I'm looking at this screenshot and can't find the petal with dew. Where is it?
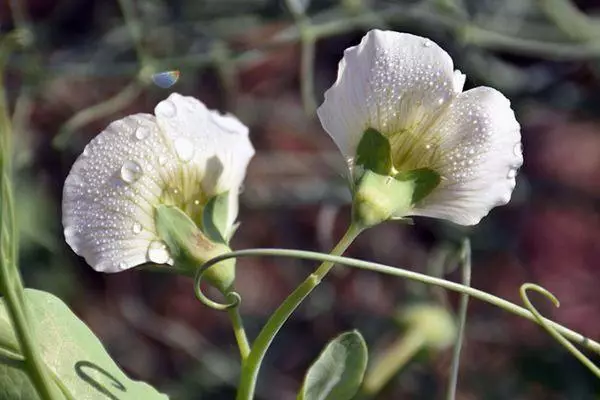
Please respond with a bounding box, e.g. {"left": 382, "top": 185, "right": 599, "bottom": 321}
{"left": 63, "top": 93, "right": 255, "bottom": 272}
{"left": 410, "top": 87, "right": 522, "bottom": 225}
{"left": 62, "top": 114, "right": 173, "bottom": 272}
{"left": 155, "top": 93, "right": 254, "bottom": 198}
{"left": 317, "top": 30, "right": 460, "bottom": 163}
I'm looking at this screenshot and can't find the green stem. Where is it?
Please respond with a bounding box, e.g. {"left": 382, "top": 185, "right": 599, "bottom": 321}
{"left": 447, "top": 240, "right": 471, "bottom": 400}
{"left": 236, "top": 223, "right": 364, "bottom": 400}
{"left": 362, "top": 329, "right": 426, "bottom": 396}
{"left": 227, "top": 306, "right": 251, "bottom": 361}
{"left": 52, "top": 81, "right": 141, "bottom": 150}
{"left": 202, "top": 248, "right": 600, "bottom": 360}
{"left": 0, "top": 50, "right": 61, "bottom": 399}
{"left": 536, "top": 0, "right": 600, "bottom": 41}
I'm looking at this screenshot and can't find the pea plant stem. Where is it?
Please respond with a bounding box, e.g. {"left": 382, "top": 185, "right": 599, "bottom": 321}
{"left": 236, "top": 223, "right": 364, "bottom": 400}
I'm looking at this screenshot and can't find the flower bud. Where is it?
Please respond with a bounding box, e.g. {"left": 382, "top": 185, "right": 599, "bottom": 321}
{"left": 155, "top": 205, "right": 234, "bottom": 293}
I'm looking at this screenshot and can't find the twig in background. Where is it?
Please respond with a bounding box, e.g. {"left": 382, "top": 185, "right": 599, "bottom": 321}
{"left": 446, "top": 239, "right": 471, "bottom": 400}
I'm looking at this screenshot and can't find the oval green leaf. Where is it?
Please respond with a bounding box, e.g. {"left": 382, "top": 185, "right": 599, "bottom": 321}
{"left": 298, "top": 330, "right": 368, "bottom": 400}
{"left": 0, "top": 289, "right": 168, "bottom": 400}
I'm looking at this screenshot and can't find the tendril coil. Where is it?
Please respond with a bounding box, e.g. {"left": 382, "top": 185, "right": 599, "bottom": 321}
{"left": 520, "top": 283, "right": 600, "bottom": 378}
{"left": 194, "top": 254, "right": 242, "bottom": 311}
{"left": 192, "top": 247, "right": 600, "bottom": 374}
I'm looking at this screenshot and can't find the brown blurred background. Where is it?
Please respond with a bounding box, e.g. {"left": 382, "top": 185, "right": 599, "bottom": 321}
{"left": 2, "top": 0, "right": 600, "bottom": 398}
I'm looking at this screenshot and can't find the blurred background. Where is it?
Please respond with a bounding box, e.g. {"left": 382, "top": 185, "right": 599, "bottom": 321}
{"left": 2, "top": 0, "right": 600, "bottom": 398}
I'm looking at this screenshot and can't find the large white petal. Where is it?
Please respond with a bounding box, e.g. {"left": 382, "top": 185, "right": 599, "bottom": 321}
{"left": 410, "top": 87, "right": 523, "bottom": 225}
{"left": 154, "top": 93, "right": 255, "bottom": 197}
{"left": 317, "top": 30, "right": 460, "bottom": 163}
{"left": 63, "top": 93, "right": 255, "bottom": 272}
{"left": 62, "top": 114, "right": 173, "bottom": 272}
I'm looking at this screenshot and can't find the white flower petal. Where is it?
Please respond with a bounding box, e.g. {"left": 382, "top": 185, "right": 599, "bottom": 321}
{"left": 62, "top": 114, "right": 171, "bottom": 272}
{"left": 410, "top": 87, "right": 522, "bottom": 225}
{"left": 155, "top": 93, "right": 254, "bottom": 196}
{"left": 317, "top": 30, "right": 460, "bottom": 162}
{"left": 453, "top": 70, "right": 466, "bottom": 93}
{"left": 63, "top": 94, "right": 254, "bottom": 272}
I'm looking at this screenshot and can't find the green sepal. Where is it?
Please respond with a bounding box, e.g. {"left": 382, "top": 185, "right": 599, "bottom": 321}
{"left": 155, "top": 205, "right": 235, "bottom": 293}
{"left": 352, "top": 168, "right": 441, "bottom": 228}
{"left": 394, "top": 168, "right": 441, "bottom": 205}
{"left": 355, "top": 128, "right": 392, "bottom": 176}
{"left": 353, "top": 171, "right": 414, "bottom": 228}
{"left": 298, "top": 330, "right": 368, "bottom": 400}
{"left": 202, "top": 191, "right": 231, "bottom": 245}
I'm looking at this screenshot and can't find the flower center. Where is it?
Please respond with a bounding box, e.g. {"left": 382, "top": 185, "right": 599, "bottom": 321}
{"left": 379, "top": 126, "right": 444, "bottom": 176}
{"left": 159, "top": 182, "right": 208, "bottom": 227}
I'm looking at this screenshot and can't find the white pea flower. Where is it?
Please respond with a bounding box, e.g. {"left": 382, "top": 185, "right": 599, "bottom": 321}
{"left": 63, "top": 93, "right": 254, "bottom": 273}
{"left": 317, "top": 30, "right": 523, "bottom": 225}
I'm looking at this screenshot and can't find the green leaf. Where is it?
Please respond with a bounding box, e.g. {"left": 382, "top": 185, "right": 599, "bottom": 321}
{"left": 298, "top": 330, "right": 368, "bottom": 400}
{"left": 355, "top": 128, "right": 392, "bottom": 176}
{"left": 395, "top": 168, "right": 441, "bottom": 204}
{"left": 202, "top": 191, "right": 231, "bottom": 244}
{"left": 0, "top": 289, "right": 168, "bottom": 400}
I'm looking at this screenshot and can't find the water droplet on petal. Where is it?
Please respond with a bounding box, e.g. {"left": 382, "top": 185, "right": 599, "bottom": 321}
{"left": 174, "top": 137, "right": 194, "bottom": 162}
{"left": 118, "top": 261, "right": 128, "bottom": 270}
{"left": 69, "top": 174, "right": 84, "bottom": 186}
{"left": 193, "top": 199, "right": 200, "bottom": 205}
{"left": 82, "top": 145, "right": 91, "bottom": 156}
{"left": 135, "top": 126, "right": 150, "bottom": 140}
{"left": 147, "top": 240, "right": 171, "bottom": 264}
{"left": 507, "top": 168, "right": 517, "bottom": 179}
{"left": 423, "top": 40, "right": 432, "bottom": 48}
{"left": 120, "top": 160, "right": 143, "bottom": 183}
{"left": 64, "top": 226, "right": 76, "bottom": 238}
{"left": 157, "top": 100, "right": 177, "bottom": 118}
{"left": 158, "top": 155, "right": 168, "bottom": 166}
{"left": 513, "top": 143, "right": 522, "bottom": 157}
{"left": 132, "top": 222, "right": 142, "bottom": 234}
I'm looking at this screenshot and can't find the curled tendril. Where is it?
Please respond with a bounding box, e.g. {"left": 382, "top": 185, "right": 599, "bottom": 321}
{"left": 520, "top": 283, "right": 600, "bottom": 379}
{"left": 194, "top": 254, "right": 242, "bottom": 311}
{"left": 187, "top": 247, "right": 600, "bottom": 359}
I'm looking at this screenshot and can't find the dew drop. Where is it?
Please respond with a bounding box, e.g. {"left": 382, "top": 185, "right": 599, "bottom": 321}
{"left": 69, "top": 174, "right": 84, "bottom": 186}
{"left": 423, "top": 40, "right": 432, "bottom": 48}
{"left": 507, "top": 168, "right": 517, "bottom": 179}
{"left": 118, "top": 261, "right": 128, "bottom": 270}
{"left": 158, "top": 155, "right": 168, "bottom": 166}
{"left": 64, "top": 226, "right": 76, "bottom": 238}
{"left": 193, "top": 199, "right": 200, "bottom": 205}
{"left": 147, "top": 240, "right": 171, "bottom": 264}
{"left": 132, "top": 222, "right": 142, "bottom": 234}
{"left": 120, "top": 160, "right": 143, "bottom": 183}
{"left": 82, "top": 145, "right": 91, "bottom": 157}
{"left": 157, "top": 100, "right": 177, "bottom": 118}
{"left": 174, "top": 137, "right": 194, "bottom": 162}
{"left": 513, "top": 142, "right": 522, "bottom": 157}
{"left": 135, "top": 126, "right": 150, "bottom": 140}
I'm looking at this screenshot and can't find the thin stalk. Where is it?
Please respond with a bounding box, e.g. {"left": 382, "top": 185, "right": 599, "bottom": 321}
{"left": 236, "top": 223, "right": 364, "bottom": 400}
{"left": 362, "top": 329, "right": 426, "bottom": 396}
{"left": 201, "top": 248, "right": 600, "bottom": 358}
{"left": 0, "top": 49, "right": 62, "bottom": 399}
{"left": 227, "top": 306, "right": 251, "bottom": 361}
{"left": 446, "top": 240, "right": 471, "bottom": 400}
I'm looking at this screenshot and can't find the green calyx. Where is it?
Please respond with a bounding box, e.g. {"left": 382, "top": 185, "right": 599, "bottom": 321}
{"left": 352, "top": 127, "right": 441, "bottom": 228}
{"left": 155, "top": 204, "right": 235, "bottom": 294}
